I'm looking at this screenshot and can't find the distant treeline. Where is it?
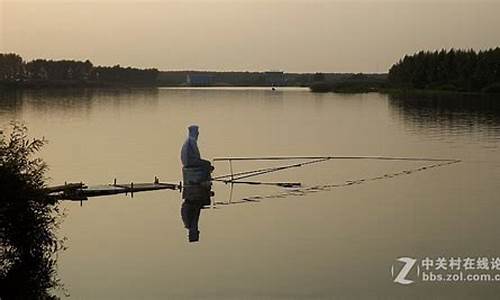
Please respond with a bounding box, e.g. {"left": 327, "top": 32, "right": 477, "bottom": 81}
{"left": 0, "top": 53, "right": 159, "bottom": 88}
{"left": 157, "top": 71, "right": 356, "bottom": 87}
{"left": 309, "top": 73, "right": 388, "bottom": 93}
{"left": 1, "top": 52, "right": 392, "bottom": 90}
{"left": 388, "top": 48, "right": 500, "bottom": 93}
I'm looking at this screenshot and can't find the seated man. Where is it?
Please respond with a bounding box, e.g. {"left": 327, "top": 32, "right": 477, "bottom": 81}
{"left": 180, "top": 125, "right": 212, "bottom": 170}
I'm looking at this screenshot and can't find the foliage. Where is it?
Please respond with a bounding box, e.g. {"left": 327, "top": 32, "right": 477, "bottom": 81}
{"left": 0, "top": 54, "right": 24, "bottom": 81}
{"left": 309, "top": 81, "right": 331, "bottom": 93}
{"left": 0, "top": 53, "right": 159, "bottom": 85}
{"left": 312, "top": 72, "right": 325, "bottom": 82}
{"left": 388, "top": 48, "right": 500, "bottom": 93}
{"left": 0, "top": 122, "right": 64, "bottom": 299}
{"left": 91, "top": 65, "right": 159, "bottom": 84}
{"left": 26, "top": 59, "right": 93, "bottom": 81}
{"left": 309, "top": 73, "right": 387, "bottom": 93}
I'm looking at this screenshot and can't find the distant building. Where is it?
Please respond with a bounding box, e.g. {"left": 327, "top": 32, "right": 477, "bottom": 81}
{"left": 264, "top": 71, "right": 285, "bottom": 86}
{"left": 186, "top": 74, "right": 213, "bottom": 86}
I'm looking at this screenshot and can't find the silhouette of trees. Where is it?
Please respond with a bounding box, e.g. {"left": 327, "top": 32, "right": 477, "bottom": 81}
{"left": 389, "top": 48, "right": 500, "bottom": 93}
{"left": 0, "top": 54, "right": 24, "bottom": 81}
{"left": 309, "top": 73, "right": 388, "bottom": 93}
{"left": 26, "top": 59, "right": 93, "bottom": 81}
{"left": 91, "top": 65, "right": 159, "bottom": 84}
{"left": 0, "top": 53, "right": 159, "bottom": 86}
{"left": 312, "top": 72, "right": 325, "bottom": 82}
{"left": 0, "top": 123, "right": 64, "bottom": 299}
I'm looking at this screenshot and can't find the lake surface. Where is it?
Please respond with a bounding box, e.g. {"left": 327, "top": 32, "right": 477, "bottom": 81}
{"left": 1, "top": 88, "right": 499, "bottom": 299}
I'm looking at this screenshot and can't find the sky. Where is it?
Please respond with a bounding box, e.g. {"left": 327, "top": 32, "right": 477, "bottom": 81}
{"left": 1, "top": 0, "right": 499, "bottom": 73}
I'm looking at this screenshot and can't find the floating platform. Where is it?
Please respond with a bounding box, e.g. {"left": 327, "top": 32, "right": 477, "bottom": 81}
{"left": 48, "top": 178, "right": 181, "bottom": 202}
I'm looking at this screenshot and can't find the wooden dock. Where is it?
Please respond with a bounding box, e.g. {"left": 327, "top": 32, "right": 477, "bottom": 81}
{"left": 48, "top": 178, "right": 181, "bottom": 202}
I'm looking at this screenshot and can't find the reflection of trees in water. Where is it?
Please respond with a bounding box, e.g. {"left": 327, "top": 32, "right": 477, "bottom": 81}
{"left": 388, "top": 93, "right": 500, "bottom": 138}
{"left": 0, "top": 88, "right": 160, "bottom": 120}
{"left": 1, "top": 123, "right": 64, "bottom": 299}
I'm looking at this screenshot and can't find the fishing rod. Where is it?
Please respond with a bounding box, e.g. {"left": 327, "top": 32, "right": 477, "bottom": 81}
{"left": 213, "top": 156, "right": 335, "bottom": 161}
{"left": 213, "top": 157, "right": 331, "bottom": 181}
{"left": 211, "top": 179, "right": 301, "bottom": 188}
{"left": 214, "top": 155, "right": 460, "bottom": 162}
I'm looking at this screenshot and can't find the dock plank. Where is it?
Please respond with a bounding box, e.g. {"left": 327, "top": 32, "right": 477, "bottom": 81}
{"left": 48, "top": 181, "right": 180, "bottom": 200}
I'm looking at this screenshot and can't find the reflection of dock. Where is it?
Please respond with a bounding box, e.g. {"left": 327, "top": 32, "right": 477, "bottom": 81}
{"left": 47, "top": 178, "right": 181, "bottom": 204}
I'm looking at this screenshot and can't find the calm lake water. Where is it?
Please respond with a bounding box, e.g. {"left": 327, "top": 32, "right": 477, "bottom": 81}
{"left": 1, "top": 87, "right": 499, "bottom": 299}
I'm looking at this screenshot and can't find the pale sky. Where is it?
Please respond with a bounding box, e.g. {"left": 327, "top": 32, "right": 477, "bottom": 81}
{"left": 1, "top": 0, "right": 499, "bottom": 73}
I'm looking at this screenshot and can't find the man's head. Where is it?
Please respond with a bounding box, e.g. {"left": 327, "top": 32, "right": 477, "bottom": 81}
{"left": 188, "top": 125, "right": 199, "bottom": 140}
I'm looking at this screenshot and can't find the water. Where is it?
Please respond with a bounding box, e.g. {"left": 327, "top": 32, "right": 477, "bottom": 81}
{"left": 0, "top": 88, "right": 499, "bottom": 299}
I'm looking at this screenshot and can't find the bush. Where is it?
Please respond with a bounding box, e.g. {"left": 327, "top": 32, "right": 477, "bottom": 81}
{"left": 0, "top": 122, "right": 64, "bottom": 299}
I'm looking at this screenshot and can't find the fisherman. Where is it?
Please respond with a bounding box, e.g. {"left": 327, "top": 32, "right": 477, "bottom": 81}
{"left": 180, "top": 125, "right": 212, "bottom": 171}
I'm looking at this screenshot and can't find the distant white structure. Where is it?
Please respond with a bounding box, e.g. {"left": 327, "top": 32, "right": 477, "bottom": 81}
{"left": 186, "top": 74, "right": 212, "bottom": 86}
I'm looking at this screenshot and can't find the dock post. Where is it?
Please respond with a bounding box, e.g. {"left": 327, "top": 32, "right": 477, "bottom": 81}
{"left": 131, "top": 182, "right": 134, "bottom": 198}
{"left": 114, "top": 178, "right": 117, "bottom": 186}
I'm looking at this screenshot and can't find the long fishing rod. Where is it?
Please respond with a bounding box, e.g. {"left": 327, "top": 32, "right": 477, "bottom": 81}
{"left": 214, "top": 156, "right": 460, "bottom": 162}
{"left": 212, "top": 179, "right": 301, "bottom": 188}
{"left": 213, "top": 156, "right": 334, "bottom": 161}
{"left": 212, "top": 158, "right": 330, "bottom": 180}
{"left": 212, "top": 165, "right": 282, "bottom": 180}
{"left": 213, "top": 157, "right": 331, "bottom": 181}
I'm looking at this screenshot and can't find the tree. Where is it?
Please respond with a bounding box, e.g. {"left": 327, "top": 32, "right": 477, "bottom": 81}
{"left": 0, "top": 122, "right": 64, "bottom": 299}
{"left": 0, "top": 54, "right": 24, "bottom": 80}
{"left": 313, "top": 72, "right": 325, "bottom": 82}
{"left": 389, "top": 47, "right": 500, "bottom": 92}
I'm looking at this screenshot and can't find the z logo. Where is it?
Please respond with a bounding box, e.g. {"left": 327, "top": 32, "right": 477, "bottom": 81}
{"left": 391, "top": 257, "right": 419, "bottom": 285}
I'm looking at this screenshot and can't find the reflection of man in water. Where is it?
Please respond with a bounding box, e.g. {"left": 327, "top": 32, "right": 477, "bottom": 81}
{"left": 180, "top": 125, "right": 212, "bottom": 170}
{"left": 181, "top": 201, "right": 202, "bottom": 242}
{"left": 181, "top": 184, "right": 213, "bottom": 242}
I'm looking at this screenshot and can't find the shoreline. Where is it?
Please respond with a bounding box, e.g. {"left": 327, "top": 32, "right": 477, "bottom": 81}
{"left": 1, "top": 81, "right": 498, "bottom": 96}
{"left": 309, "top": 85, "right": 500, "bottom": 96}
{"left": 0, "top": 81, "right": 309, "bottom": 91}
